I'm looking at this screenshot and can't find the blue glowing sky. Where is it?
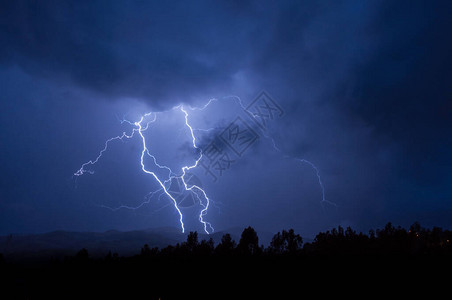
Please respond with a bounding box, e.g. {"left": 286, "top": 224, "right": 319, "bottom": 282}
{"left": 0, "top": 1, "right": 450, "bottom": 236}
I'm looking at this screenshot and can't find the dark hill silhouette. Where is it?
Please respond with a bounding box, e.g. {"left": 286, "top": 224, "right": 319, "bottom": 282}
{"left": 0, "top": 226, "right": 275, "bottom": 262}
{"left": 2, "top": 222, "right": 451, "bottom": 299}
{"left": 0, "top": 227, "right": 184, "bottom": 262}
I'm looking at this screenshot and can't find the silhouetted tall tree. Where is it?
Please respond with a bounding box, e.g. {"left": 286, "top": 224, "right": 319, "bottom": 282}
{"left": 197, "top": 238, "right": 215, "bottom": 256}
{"left": 75, "top": 248, "right": 89, "bottom": 262}
{"left": 215, "top": 234, "right": 236, "bottom": 255}
{"left": 237, "top": 226, "right": 260, "bottom": 255}
{"left": 185, "top": 231, "right": 199, "bottom": 252}
{"left": 269, "top": 232, "right": 284, "bottom": 254}
{"left": 269, "top": 229, "right": 303, "bottom": 254}
{"left": 141, "top": 244, "right": 157, "bottom": 257}
{"left": 141, "top": 244, "right": 151, "bottom": 256}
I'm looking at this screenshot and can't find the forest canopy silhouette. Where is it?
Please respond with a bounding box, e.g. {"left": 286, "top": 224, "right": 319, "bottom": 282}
{"left": 136, "top": 222, "right": 452, "bottom": 257}
{"left": 3, "top": 222, "right": 452, "bottom": 299}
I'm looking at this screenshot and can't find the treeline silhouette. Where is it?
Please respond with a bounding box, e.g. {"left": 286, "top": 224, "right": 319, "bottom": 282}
{"left": 3, "top": 222, "right": 452, "bottom": 299}
{"left": 103, "top": 222, "right": 452, "bottom": 260}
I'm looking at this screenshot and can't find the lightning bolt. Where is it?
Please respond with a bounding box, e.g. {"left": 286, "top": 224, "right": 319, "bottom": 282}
{"left": 74, "top": 105, "right": 216, "bottom": 234}
{"left": 134, "top": 112, "right": 186, "bottom": 233}
{"left": 74, "top": 95, "right": 333, "bottom": 235}
{"left": 222, "top": 95, "right": 336, "bottom": 208}
{"left": 296, "top": 159, "right": 336, "bottom": 208}
{"left": 259, "top": 131, "right": 337, "bottom": 208}
{"left": 179, "top": 105, "right": 214, "bottom": 234}
{"left": 98, "top": 189, "right": 164, "bottom": 211}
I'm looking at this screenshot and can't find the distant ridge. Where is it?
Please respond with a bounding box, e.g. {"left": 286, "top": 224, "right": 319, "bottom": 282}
{"left": 0, "top": 226, "right": 278, "bottom": 262}
{"left": 0, "top": 227, "right": 185, "bottom": 261}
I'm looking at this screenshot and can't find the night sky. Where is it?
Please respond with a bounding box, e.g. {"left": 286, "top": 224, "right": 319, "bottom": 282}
{"left": 0, "top": 0, "right": 450, "bottom": 237}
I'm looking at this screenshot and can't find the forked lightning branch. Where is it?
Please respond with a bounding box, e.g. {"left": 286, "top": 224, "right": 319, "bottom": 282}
{"left": 74, "top": 94, "right": 332, "bottom": 234}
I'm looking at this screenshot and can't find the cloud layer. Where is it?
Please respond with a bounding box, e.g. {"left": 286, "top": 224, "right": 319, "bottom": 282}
{"left": 0, "top": 0, "right": 450, "bottom": 235}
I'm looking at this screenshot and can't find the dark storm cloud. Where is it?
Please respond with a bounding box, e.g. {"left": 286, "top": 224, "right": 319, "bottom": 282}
{"left": 233, "top": 0, "right": 452, "bottom": 229}
{"left": 345, "top": 1, "right": 452, "bottom": 181}
{"left": 325, "top": 0, "right": 452, "bottom": 208}
{"left": 0, "top": 0, "right": 267, "bottom": 107}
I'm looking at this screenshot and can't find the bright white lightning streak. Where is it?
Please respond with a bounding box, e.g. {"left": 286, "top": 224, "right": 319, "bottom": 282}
{"left": 179, "top": 106, "right": 214, "bottom": 234}
{"left": 74, "top": 132, "right": 135, "bottom": 176}
{"left": 73, "top": 111, "right": 186, "bottom": 232}
{"left": 75, "top": 107, "right": 214, "bottom": 234}
{"left": 75, "top": 95, "right": 333, "bottom": 235}
{"left": 134, "top": 114, "right": 186, "bottom": 233}
{"left": 74, "top": 113, "right": 158, "bottom": 177}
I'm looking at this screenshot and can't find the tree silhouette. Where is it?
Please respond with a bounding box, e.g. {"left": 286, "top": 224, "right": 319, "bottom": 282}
{"left": 141, "top": 244, "right": 151, "bottom": 256}
{"left": 141, "top": 244, "right": 158, "bottom": 257}
{"left": 185, "top": 231, "right": 199, "bottom": 252}
{"left": 269, "top": 229, "right": 303, "bottom": 254}
{"left": 237, "top": 226, "right": 260, "bottom": 255}
{"left": 197, "top": 238, "right": 215, "bottom": 256}
{"left": 75, "top": 248, "right": 89, "bottom": 262}
{"left": 284, "top": 229, "right": 303, "bottom": 254}
{"left": 105, "top": 250, "right": 112, "bottom": 261}
{"left": 215, "top": 234, "right": 236, "bottom": 255}
{"left": 105, "top": 250, "right": 120, "bottom": 261}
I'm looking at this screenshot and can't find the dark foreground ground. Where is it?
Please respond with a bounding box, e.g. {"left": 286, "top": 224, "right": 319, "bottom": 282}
{"left": 3, "top": 223, "right": 452, "bottom": 299}
{"left": 2, "top": 255, "right": 450, "bottom": 300}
